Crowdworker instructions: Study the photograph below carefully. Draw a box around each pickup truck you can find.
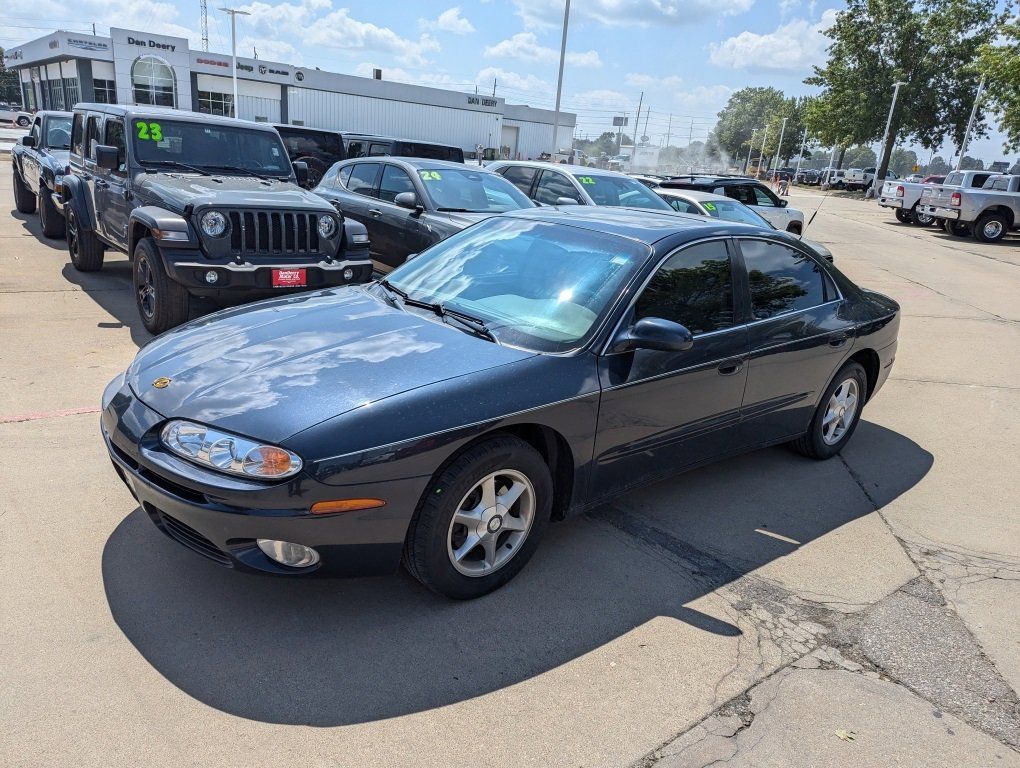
[877,174,965,227]
[917,170,1001,235]
[846,166,898,192]
[929,175,1020,243]
[0,102,33,127]
[11,110,73,238]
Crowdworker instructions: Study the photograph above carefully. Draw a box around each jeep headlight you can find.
[317,214,338,239]
[161,420,303,479]
[200,210,228,237]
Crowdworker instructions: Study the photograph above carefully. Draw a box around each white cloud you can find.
[571,89,631,109]
[352,63,465,89]
[669,84,733,111]
[708,9,837,73]
[476,66,554,97]
[484,32,601,67]
[511,0,754,29]
[421,7,476,35]
[625,72,684,90]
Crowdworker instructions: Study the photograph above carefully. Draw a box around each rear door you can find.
[735,237,850,446]
[497,165,540,198]
[337,162,383,264]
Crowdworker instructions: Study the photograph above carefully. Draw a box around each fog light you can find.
[205,270,219,284]
[343,267,354,280]
[257,539,320,568]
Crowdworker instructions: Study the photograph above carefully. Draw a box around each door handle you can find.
[828,332,849,347]
[368,209,383,217]
[717,358,744,376]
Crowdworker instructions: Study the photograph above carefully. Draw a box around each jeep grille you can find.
[222,210,322,255]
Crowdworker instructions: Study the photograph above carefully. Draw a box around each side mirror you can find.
[292,160,309,186]
[779,198,788,208]
[95,144,119,171]
[405,252,421,262]
[394,191,424,213]
[556,197,580,206]
[21,135,36,148]
[610,317,694,354]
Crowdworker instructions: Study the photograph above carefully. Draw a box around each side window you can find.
[29,119,42,144]
[499,165,539,196]
[752,186,778,207]
[973,173,990,187]
[368,143,390,157]
[71,113,84,156]
[347,163,380,197]
[104,119,127,175]
[84,115,101,161]
[740,240,828,320]
[727,185,755,205]
[347,141,365,158]
[669,198,699,214]
[534,170,582,205]
[990,178,1008,191]
[337,165,354,188]
[378,164,415,203]
[633,240,735,335]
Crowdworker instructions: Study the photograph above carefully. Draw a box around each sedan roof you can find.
[491,160,633,177]
[340,157,490,172]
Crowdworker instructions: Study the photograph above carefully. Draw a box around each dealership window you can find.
[93,79,117,104]
[131,55,176,108]
[64,78,80,107]
[22,82,37,111]
[46,79,65,110]
[197,89,234,117]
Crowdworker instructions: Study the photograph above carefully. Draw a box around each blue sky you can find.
[3,0,1012,162]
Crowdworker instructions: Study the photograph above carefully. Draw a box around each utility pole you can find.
[633,90,644,152]
[795,129,808,178]
[218,8,250,119]
[665,113,672,147]
[771,116,788,175]
[549,0,571,155]
[757,125,769,179]
[823,145,837,186]
[643,108,650,142]
[492,78,497,97]
[745,128,758,175]
[955,78,985,172]
[870,80,907,196]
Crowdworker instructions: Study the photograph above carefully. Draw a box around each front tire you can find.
[973,213,1008,243]
[946,220,970,237]
[133,237,191,334]
[791,361,867,460]
[786,222,802,235]
[403,435,553,599]
[39,188,65,239]
[12,169,37,213]
[66,209,105,271]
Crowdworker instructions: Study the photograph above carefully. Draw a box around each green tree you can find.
[0,48,23,103]
[844,145,878,168]
[713,87,787,166]
[761,96,814,167]
[806,0,1003,183]
[889,148,919,175]
[926,155,951,174]
[976,17,1020,151]
[959,155,984,170]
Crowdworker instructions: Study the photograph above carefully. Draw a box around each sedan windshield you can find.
[384,217,649,353]
[701,199,773,228]
[574,173,673,210]
[45,116,72,149]
[418,168,534,213]
[131,119,292,177]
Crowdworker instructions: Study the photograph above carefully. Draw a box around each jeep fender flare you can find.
[62,175,99,231]
[128,207,194,255]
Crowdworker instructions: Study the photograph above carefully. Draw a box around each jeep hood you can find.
[127,287,535,444]
[136,174,332,212]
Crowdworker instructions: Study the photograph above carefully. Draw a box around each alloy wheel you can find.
[447,469,536,577]
[137,257,156,320]
[982,220,1004,240]
[822,378,859,445]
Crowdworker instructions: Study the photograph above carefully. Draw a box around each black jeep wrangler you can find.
[62,104,373,334]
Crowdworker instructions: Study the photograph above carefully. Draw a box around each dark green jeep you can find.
[62,104,373,334]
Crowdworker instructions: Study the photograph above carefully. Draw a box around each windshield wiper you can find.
[140,159,211,176]
[378,280,498,344]
[200,164,275,181]
[435,207,473,212]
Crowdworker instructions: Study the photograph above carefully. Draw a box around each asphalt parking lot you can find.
[2,163,1019,767]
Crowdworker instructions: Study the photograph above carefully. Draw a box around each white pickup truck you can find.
[917,170,1002,234]
[878,174,979,226]
[846,167,899,192]
[931,175,1020,243]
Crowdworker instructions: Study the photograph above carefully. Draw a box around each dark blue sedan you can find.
[101,208,899,599]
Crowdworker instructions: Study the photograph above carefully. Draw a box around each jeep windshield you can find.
[130,119,292,177]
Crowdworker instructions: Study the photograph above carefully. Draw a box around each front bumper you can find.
[162,249,374,294]
[100,377,413,576]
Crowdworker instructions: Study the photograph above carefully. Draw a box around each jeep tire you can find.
[66,209,105,271]
[134,237,190,334]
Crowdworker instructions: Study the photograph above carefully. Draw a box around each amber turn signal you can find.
[310,499,387,515]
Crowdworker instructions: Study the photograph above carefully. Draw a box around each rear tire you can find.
[946,220,970,237]
[39,188,65,239]
[791,361,868,460]
[911,205,934,227]
[895,209,911,224]
[66,209,105,271]
[133,237,191,335]
[12,169,36,214]
[973,213,1008,243]
[402,435,553,599]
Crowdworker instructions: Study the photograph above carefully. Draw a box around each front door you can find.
[372,163,422,271]
[97,117,131,248]
[735,237,850,446]
[591,239,749,500]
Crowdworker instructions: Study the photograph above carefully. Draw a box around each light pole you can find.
[745,128,758,174]
[771,117,789,177]
[550,0,571,156]
[955,78,985,172]
[219,7,250,119]
[870,80,906,197]
[757,125,769,179]
[794,128,808,179]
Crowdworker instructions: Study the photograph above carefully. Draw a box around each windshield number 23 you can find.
[136,122,163,141]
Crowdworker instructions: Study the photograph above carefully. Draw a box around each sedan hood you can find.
[436,210,501,228]
[136,173,330,212]
[127,288,535,444]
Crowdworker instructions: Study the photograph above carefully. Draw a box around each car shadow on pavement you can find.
[102,421,932,727]
[10,208,66,251]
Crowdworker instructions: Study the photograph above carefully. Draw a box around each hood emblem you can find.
[152,377,172,389]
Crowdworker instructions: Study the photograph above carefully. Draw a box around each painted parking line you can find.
[0,406,101,424]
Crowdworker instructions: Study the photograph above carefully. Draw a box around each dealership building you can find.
[3,27,575,159]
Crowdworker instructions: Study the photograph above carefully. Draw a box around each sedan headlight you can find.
[200,210,228,237]
[317,214,338,239]
[161,420,303,479]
